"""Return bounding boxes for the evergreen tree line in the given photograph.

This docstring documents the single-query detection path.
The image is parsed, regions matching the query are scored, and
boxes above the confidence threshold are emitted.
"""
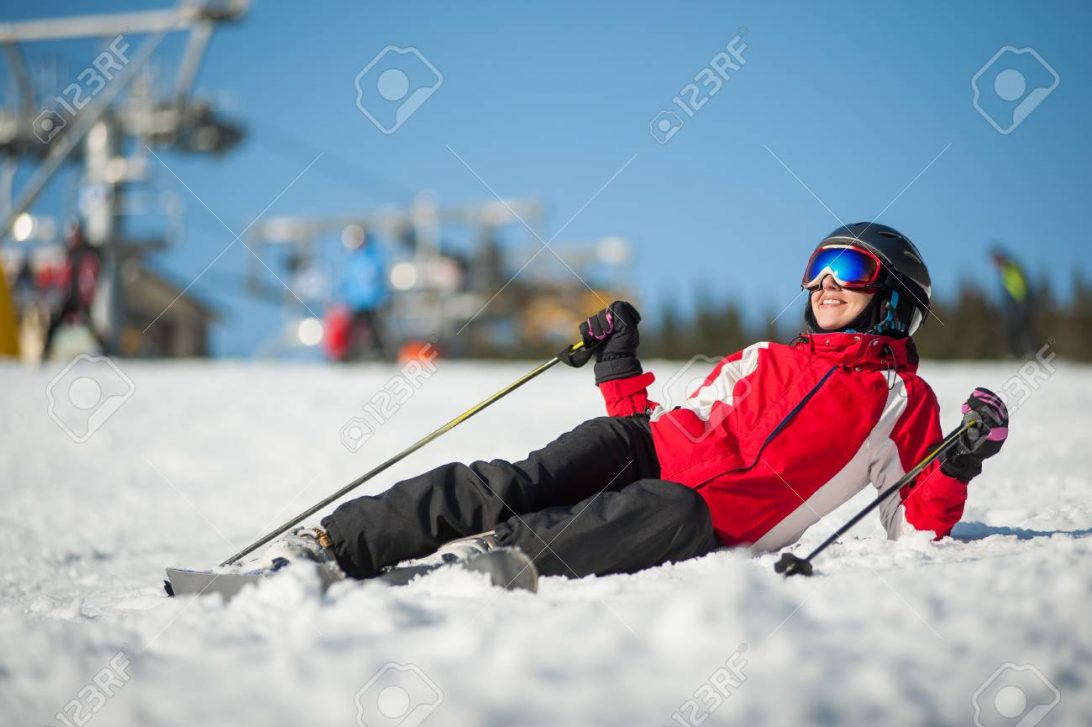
[641,273,1092,361]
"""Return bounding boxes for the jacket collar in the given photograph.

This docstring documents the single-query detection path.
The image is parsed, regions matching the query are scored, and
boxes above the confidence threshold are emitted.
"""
[795,332,919,372]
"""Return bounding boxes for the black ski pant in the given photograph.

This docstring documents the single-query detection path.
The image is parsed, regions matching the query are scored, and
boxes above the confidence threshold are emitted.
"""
[347,308,388,360]
[321,414,717,579]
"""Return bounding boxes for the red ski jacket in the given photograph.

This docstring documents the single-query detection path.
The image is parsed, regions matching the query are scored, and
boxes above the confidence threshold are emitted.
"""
[598,332,969,551]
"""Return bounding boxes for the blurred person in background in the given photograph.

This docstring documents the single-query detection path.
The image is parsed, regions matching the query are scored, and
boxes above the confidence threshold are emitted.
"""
[990,246,1037,357]
[335,225,390,360]
[13,256,43,361]
[12,255,38,309]
[42,221,106,359]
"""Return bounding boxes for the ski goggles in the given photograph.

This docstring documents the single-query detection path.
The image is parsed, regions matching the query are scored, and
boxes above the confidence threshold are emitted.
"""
[801,244,885,290]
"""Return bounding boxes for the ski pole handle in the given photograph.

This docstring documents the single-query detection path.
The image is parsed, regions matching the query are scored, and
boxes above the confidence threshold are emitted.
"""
[555,336,600,367]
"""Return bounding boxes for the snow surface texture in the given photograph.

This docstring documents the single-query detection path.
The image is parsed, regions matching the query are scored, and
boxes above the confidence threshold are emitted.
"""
[2,357,1089,727]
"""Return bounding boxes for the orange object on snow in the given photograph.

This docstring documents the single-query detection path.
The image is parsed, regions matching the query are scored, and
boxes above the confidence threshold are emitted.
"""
[397,340,440,366]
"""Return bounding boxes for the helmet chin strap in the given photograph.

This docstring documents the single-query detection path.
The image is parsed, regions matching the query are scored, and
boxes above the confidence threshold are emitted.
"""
[869,290,909,336]
[847,290,892,335]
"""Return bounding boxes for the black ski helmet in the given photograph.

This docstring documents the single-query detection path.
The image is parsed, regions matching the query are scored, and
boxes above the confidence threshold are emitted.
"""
[802,222,932,337]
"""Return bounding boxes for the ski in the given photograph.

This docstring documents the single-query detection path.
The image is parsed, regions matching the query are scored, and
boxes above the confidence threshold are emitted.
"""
[164,547,538,600]
[163,563,343,600]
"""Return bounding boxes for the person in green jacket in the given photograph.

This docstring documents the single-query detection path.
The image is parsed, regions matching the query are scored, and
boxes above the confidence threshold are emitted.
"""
[990,247,1037,357]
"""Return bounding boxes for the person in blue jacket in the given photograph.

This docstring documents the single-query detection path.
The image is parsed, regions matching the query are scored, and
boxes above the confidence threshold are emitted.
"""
[337,227,390,360]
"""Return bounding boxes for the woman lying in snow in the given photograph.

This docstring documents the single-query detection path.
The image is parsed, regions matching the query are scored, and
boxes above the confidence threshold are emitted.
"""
[251,223,1009,580]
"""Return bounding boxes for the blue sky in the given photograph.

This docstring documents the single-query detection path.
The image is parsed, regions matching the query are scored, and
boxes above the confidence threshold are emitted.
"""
[5,1,1091,355]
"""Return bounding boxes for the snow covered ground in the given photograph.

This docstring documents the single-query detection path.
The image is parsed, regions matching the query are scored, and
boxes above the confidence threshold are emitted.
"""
[1,356,1090,726]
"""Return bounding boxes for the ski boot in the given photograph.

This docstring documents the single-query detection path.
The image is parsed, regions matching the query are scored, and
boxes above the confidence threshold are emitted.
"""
[241,527,342,576]
[415,530,499,567]
[392,531,537,591]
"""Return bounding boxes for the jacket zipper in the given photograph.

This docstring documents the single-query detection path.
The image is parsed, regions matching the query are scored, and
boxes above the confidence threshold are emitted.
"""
[755,365,838,458]
[698,364,839,485]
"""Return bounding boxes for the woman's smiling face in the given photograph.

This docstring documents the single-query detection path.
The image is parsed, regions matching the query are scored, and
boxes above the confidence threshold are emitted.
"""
[810,274,876,331]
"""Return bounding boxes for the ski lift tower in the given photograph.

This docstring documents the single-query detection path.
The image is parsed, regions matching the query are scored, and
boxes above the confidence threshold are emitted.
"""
[0,0,247,354]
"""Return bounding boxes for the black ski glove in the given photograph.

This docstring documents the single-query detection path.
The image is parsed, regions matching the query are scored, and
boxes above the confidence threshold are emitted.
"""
[559,300,643,384]
[940,387,1009,481]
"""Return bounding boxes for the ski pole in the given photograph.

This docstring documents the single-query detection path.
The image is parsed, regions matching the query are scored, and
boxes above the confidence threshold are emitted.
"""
[220,341,591,566]
[774,420,977,577]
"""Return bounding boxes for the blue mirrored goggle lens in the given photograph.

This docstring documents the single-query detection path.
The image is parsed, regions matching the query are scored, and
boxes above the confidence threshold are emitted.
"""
[803,246,880,288]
